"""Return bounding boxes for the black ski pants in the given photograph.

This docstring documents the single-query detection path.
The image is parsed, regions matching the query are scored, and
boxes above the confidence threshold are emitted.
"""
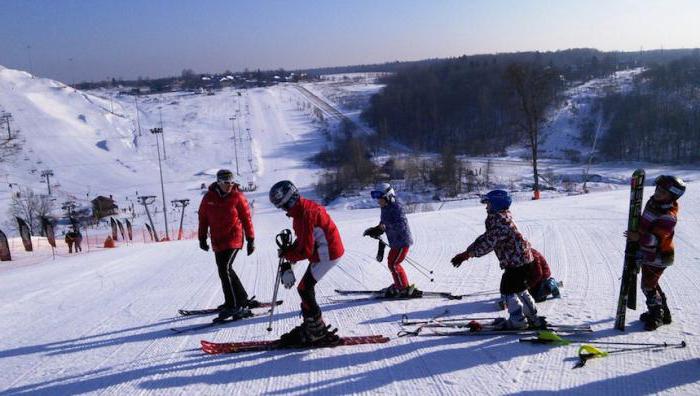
[215,249,248,308]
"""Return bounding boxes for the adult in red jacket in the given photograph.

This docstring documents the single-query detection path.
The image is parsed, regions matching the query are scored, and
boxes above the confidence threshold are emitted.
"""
[198,169,256,321]
[269,180,344,346]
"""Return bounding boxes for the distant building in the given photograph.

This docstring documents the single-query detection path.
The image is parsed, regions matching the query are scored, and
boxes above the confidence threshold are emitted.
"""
[91,195,118,219]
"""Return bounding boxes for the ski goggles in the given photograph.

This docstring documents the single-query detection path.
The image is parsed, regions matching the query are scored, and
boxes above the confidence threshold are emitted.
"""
[370,190,385,199]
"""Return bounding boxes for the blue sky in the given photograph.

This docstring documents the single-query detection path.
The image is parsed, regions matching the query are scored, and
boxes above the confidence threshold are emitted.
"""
[1,0,699,82]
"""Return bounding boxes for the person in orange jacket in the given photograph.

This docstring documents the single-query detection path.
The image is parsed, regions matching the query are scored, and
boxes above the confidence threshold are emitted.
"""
[198,169,256,321]
[625,175,685,330]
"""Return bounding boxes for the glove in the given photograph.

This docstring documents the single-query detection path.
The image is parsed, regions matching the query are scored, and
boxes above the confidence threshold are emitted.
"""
[199,238,209,252]
[246,238,255,256]
[451,252,470,268]
[363,226,384,239]
[280,261,296,289]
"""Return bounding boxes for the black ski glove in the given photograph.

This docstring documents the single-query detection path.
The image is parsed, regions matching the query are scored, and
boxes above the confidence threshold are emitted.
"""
[363,226,384,239]
[451,252,470,268]
[246,238,255,256]
[199,238,209,252]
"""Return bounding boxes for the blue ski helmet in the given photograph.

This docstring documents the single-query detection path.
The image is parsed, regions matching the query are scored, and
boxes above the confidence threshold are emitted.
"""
[480,190,512,212]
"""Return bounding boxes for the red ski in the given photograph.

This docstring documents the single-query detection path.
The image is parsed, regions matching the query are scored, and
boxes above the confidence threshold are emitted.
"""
[201,335,390,354]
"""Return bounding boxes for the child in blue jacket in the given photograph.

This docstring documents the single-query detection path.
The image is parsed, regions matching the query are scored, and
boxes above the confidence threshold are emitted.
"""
[364,183,422,298]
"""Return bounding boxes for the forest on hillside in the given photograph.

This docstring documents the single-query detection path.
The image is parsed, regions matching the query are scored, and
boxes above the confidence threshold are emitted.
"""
[595,54,700,162]
[361,49,621,154]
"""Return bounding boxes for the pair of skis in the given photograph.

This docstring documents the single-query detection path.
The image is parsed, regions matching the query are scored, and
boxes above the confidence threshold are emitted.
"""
[171,301,283,334]
[332,289,494,301]
[201,335,390,354]
[615,169,645,331]
[397,310,591,337]
[178,300,282,317]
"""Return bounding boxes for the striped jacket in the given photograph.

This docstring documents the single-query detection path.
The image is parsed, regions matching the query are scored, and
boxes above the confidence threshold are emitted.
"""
[466,210,534,269]
[639,199,678,267]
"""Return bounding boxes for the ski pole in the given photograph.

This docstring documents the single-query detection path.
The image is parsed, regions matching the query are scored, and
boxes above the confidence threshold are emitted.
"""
[520,331,688,348]
[374,237,434,282]
[266,262,282,332]
[574,341,686,368]
[267,229,292,332]
[377,237,434,275]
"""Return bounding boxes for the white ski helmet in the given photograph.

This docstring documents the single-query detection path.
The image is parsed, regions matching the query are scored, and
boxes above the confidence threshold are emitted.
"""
[371,182,396,202]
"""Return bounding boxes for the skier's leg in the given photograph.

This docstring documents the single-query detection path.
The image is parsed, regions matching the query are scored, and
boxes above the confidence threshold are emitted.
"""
[298,266,320,319]
[387,247,409,289]
[284,258,340,344]
[214,250,236,308]
[657,284,672,324]
[641,264,666,330]
[496,267,530,329]
[225,249,249,307]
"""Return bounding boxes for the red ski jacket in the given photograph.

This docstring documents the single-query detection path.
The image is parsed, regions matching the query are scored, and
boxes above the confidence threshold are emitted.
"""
[198,183,254,252]
[282,197,344,263]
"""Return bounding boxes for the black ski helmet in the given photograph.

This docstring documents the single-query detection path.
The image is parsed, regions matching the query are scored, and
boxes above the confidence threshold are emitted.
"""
[269,180,300,210]
[216,169,236,184]
[655,175,686,200]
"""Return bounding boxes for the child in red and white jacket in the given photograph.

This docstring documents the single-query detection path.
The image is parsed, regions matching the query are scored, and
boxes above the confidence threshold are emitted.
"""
[626,175,685,331]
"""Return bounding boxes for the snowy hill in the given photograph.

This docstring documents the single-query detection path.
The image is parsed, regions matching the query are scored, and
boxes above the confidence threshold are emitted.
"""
[1,184,699,394]
[0,65,330,237]
[1,65,699,394]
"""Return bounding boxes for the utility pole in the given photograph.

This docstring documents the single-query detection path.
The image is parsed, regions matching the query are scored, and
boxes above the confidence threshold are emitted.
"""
[134,92,142,136]
[150,127,170,240]
[0,112,12,139]
[138,195,159,242]
[171,199,190,240]
[40,169,54,195]
[228,116,240,175]
[159,107,166,160]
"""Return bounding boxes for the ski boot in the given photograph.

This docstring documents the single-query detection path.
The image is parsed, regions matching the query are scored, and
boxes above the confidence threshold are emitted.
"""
[492,317,528,330]
[526,315,547,329]
[380,284,400,298]
[279,314,339,346]
[246,297,262,309]
[642,306,665,331]
[546,278,561,299]
[659,287,672,324]
[399,284,423,298]
[213,306,252,323]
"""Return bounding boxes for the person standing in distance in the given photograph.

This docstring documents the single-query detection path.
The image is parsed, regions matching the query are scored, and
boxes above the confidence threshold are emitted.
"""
[198,169,257,321]
[269,180,344,346]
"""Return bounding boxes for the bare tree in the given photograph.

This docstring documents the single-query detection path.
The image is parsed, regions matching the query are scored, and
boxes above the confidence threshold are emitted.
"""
[505,63,562,199]
[7,187,56,235]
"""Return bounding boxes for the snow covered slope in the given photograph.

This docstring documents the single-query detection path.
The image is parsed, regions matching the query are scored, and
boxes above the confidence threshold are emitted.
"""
[0,66,327,237]
[0,183,698,394]
[1,65,698,394]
